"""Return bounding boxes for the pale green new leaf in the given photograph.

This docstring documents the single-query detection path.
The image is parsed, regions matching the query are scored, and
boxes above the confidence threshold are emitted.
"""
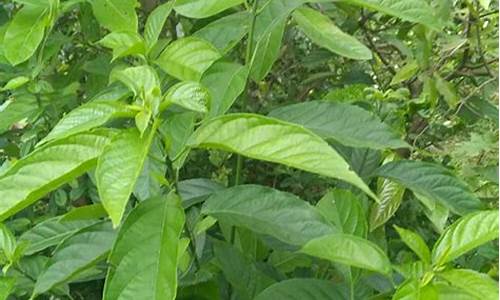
[375,160,482,215]
[144,1,174,51]
[19,217,97,255]
[343,0,442,30]
[0,130,114,221]
[174,0,244,18]
[155,37,221,81]
[98,31,146,61]
[201,61,248,117]
[103,194,185,300]
[0,76,30,91]
[110,65,160,98]
[391,61,419,85]
[0,277,14,300]
[394,225,431,264]
[194,12,250,54]
[369,179,405,231]
[96,127,156,227]
[4,5,48,66]
[432,210,499,265]
[189,114,376,199]
[91,0,138,32]
[301,233,392,274]
[39,101,136,145]
[0,93,40,134]
[317,189,367,237]
[438,269,499,300]
[435,74,459,108]
[202,185,336,246]
[33,222,116,295]
[293,7,371,60]
[269,101,409,150]
[393,279,438,300]
[161,81,210,113]
[434,283,484,300]
[254,279,346,300]
[0,224,16,262]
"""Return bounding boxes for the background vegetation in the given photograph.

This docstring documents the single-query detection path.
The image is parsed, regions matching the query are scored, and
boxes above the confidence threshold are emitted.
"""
[0,0,498,299]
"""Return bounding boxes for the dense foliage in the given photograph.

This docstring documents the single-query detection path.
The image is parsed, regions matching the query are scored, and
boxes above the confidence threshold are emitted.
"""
[0,0,498,299]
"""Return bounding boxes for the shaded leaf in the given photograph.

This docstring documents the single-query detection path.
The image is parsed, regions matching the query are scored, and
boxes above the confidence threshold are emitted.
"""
[177,178,225,208]
[269,101,408,150]
[202,184,336,246]
[174,0,245,18]
[394,226,431,264]
[254,279,347,300]
[370,179,405,231]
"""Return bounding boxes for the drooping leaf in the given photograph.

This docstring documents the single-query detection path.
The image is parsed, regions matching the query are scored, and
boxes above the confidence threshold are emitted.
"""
[202,184,336,246]
[432,210,499,265]
[155,37,221,81]
[161,81,210,113]
[438,269,499,300]
[201,61,248,117]
[269,101,409,150]
[19,217,97,255]
[98,31,146,61]
[96,127,157,227]
[293,7,371,60]
[369,179,405,231]
[0,130,114,221]
[374,160,483,215]
[91,0,138,32]
[33,222,116,295]
[103,194,185,300]
[174,0,245,18]
[194,12,250,54]
[343,0,442,30]
[39,101,136,145]
[394,226,431,264]
[254,279,347,300]
[160,112,196,163]
[4,5,48,65]
[213,240,275,300]
[189,114,377,199]
[317,189,368,237]
[301,233,392,275]
[144,1,175,51]
[133,137,167,201]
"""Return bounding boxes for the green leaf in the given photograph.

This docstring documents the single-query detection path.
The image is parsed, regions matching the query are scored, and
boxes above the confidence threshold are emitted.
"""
[432,210,499,265]
[343,0,442,30]
[434,282,484,300]
[374,160,483,215]
[0,224,16,262]
[160,112,196,163]
[0,277,14,300]
[177,178,225,208]
[4,6,48,65]
[98,31,146,61]
[91,0,138,32]
[39,101,136,145]
[250,19,286,82]
[254,279,347,300]
[96,127,157,227]
[438,269,499,300]
[202,184,336,246]
[103,194,185,300]
[394,226,431,264]
[435,74,459,108]
[189,113,377,200]
[414,193,449,233]
[269,101,409,150]
[369,179,405,231]
[0,76,30,91]
[19,217,97,255]
[0,130,114,221]
[174,0,245,18]
[155,37,221,81]
[144,1,174,51]
[393,279,438,300]
[213,240,275,300]
[194,12,250,54]
[60,204,107,221]
[33,222,116,295]
[133,137,167,201]
[301,233,392,275]
[390,61,419,85]
[201,61,248,117]
[479,0,492,9]
[0,93,40,134]
[293,7,371,60]
[161,81,210,113]
[110,65,160,99]
[317,189,367,237]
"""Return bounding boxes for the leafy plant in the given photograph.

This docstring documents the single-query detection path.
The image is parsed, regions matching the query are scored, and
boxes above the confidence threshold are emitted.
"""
[0,0,498,299]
